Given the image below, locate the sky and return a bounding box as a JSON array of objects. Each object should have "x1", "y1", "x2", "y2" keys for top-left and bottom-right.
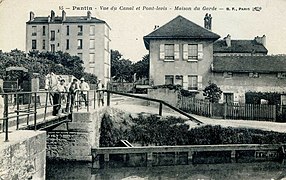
[{"x1": 0, "y1": 0, "x2": 286, "y2": 61}]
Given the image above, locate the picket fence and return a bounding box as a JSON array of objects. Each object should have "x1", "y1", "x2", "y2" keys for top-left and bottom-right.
[{"x1": 180, "y1": 96, "x2": 276, "y2": 121}]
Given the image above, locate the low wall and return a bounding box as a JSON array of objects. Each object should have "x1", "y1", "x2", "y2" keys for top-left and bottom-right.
[
  {"x1": 148, "y1": 88, "x2": 180, "y2": 107},
  {"x1": 46, "y1": 108, "x2": 103, "y2": 161},
  {"x1": 0, "y1": 131, "x2": 46, "y2": 180}
]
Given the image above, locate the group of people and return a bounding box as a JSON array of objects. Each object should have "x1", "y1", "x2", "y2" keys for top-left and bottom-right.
[{"x1": 45, "y1": 72, "x2": 104, "y2": 116}]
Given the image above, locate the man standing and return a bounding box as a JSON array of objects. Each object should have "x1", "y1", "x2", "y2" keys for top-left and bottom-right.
[
  {"x1": 65, "y1": 78, "x2": 78, "y2": 113},
  {"x1": 79, "y1": 77, "x2": 90, "y2": 108},
  {"x1": 45, "y1": 72, "x2": 60, "y2": 116},
  {"x1": 97, "y1": 79, "x2": 104, "y2": 107}
]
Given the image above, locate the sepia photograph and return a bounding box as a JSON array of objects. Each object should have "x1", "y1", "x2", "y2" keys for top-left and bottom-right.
[{"x1": 1, "y1": 0, "x2": 286, "y2": 179}]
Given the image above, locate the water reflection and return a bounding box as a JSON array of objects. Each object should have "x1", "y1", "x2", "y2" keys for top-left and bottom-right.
[{"x1": 46, "y1": 160, "x2": 286, "y2": 180}]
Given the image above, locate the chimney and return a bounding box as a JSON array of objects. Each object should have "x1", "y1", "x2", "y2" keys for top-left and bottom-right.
[
  {"x1": 225, "y1": 34, "x2": 231, "y2": 47},
  {"x1": 51, "y1": 10, "x2": 55, "y2": 22},
  {"x1": 62, "y1": 10, "x2": 66, "y2": 21},
  {"x1": 87, "y1": 11, "x2": 91, "y2": 20},
  {"x1": 30, "y1": 11, "x2": 35, "y2": 21},
  {"x1": 204, "y1": 13, "x2": 212, "y2": 30},
  {"x1": 254, "y1": 35, "x2": 266, "y2": 47},
  {"x1": 154, "y1": 25, "x2": 159, "y2": 30}
]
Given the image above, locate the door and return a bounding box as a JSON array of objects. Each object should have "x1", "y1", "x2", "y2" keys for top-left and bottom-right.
[{"x1": 224, "y1": 93, "x2": 234, "y2": 104}]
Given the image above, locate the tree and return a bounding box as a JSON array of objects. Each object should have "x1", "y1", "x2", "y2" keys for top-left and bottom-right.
[
  {"x1": 111, "y1": 49, "x2": 134, "y2": 82},
  {"x1": 133, "y1": 54, "x2": 149, "y2": 79},
  {"x1": 203, "y1": 82, "x2": 222, "y2": 103}
]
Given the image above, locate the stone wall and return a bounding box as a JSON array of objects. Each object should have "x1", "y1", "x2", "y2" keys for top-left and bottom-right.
[
  {"x1": 148, "y1": 88, "x2": 180, "y2": 107},
  {"x1": 46, "y1": 108, "x2": 103, "y2": 161},
  {"x1": 0, "y1": 131, "x2": 46, "y2": 180}
]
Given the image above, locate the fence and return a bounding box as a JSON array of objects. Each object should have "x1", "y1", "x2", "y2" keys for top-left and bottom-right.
[{"x1": 180, "y1": 96, "x2": 276, "y2": 121}]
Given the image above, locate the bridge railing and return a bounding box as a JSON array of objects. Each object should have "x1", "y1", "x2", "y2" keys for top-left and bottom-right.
[{"x1": 0, "y1": 90, "x2": 100, "y2": 142}]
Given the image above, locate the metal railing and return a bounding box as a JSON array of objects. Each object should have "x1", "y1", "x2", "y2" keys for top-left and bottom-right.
[{"x1": 1, "y1": 90, "x2": 99, "y2": 142}]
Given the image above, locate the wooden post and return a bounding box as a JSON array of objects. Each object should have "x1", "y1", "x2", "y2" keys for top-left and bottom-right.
[
  {"x1": 224, "y1": 103, "x2": 227, "y2": 119},
  {"x1": 159, "y1": 102, "x2": 162, "y2": 116},
  {"x1": 107, "y1": 91, "x2": 110, "y2": 106},
  {"x1": 231, "y1": 150, "x2": 236, "y2": 163},
  {"x1": 147, "y1": 152, "x2": 153, "y2": 167},
  {"x1": 4, "y1": 94, "x2": 9, "y2": 142},
  {"x1": 34, "y1": 92, "x2": 37, "y2": 130},
  {"x1": 188, "y1": 151, "x2": 193, "y2": 165}
]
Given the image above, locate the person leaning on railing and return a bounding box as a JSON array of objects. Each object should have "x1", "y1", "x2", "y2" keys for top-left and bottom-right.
[
  {"x1": 79, "y1": 77, "x2": 90, "y2": 108},
  {"x1": 65, "y1": 78, "x2": 78, "y2": 113},
  {"x1": 45, "y1": 72, "x2": 61, "y2": 116},
  {"x1": 97, "y1": 79, "x2": 104, "y2": 107}
]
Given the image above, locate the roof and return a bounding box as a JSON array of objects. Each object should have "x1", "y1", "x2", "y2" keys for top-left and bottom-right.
[
  {"x1": 213, "y1": 56, "x2": 286, "y2": 73},
  {"x1": 143, "y1": 15, "x2": 220, "y2": 49},
  {"x1": 27, "y1": 16, "x2": 107, "y2": 25},
  {"x1": 214, "y1": 40, "x2": 268, "y2": 54}
]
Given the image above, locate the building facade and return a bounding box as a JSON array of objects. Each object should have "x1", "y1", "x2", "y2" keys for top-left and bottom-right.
[
  {"x1": 26, "y1": 10, "x2": 111, "y2": 85},
  {"x1": 143, "y1": 15, "x2": 220, "y2": 98},
  {"x1": 144, "y1": 15, "x2": 286, "y2": 103}
]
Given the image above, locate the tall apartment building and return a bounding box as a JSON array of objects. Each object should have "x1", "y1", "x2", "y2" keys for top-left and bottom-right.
[{"x1": 26, "y1": 10, "x2": 111, "y2": 84}]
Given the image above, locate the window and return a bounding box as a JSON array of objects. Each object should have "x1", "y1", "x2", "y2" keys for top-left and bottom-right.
[
  {"x1": 77, "y1": 53, "x2": 83, "y2": 60},
  {"x1": 89, "y1": 53, "x2": 95, "y2": 63},
  {"x1": 66, "y1": 39, "x2": 69, "y2": 50},
  {"x1": 32, "y1": 40, "x2": 37, "y2": 49},
  {"x1": 77, "y1": 39, "x2": 83, "y2": 49},
  {"x1": 42, "y1": 40, "x2": 45, "y2": 49},
  {"x1": 223, "y1": 72, "x2": 233, "y2": 78},
  {"x1": 57, "y1": 43, "x2": 60, "y2": 47},
  {"x1": 51, "y1": 31, "x2": 55, "y2": 41},
  {"x1": 51, "y1": 44, "x2": 55, "y2": 53},
  {"x1": 249, "y1": 72, "x2": 259, "y2": 78},
  {"x1": 224, "y1": 93, "x2": 234, "y2": 104},
  {"x1": 78, "y1": 25, "x2": 83, "y2": 35},
  {"x1": 164, "y1": 44, "x2": 174, "y2": 60},
  {"x1": 175, "y1": 75, "x2": 183, "y2": 86},
  {"x1": 32, "y1": 26, "x2": 37, "y2": 36},
  {"x1": 90, "y1": 39, "x2": 95, "y2": 49},
  {"x1": 57, "y1": 29, "x2": 60, "y2": 33},
  {"x1": 188, "y1": 44, "x2": 198, "y2": 59},
  {"x1": 67, "y1": 26, "x2": 69, "y2": 36},
  {"x1": 90, "y1": 25, "x2": 95, "y2": 35},
  {"x1": 42, "y1": 26, "x2": 46, "y2": 36},
  {"x1": 188, "y1": 75, "x2": 198, "y2": 90},
  {"x1": 165, "y1": 75, "x2": 174, "y2": 85}
]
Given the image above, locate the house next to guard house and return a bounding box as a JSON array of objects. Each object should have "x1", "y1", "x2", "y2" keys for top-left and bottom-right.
[
  {"x1": 26, "y1": 10, "x2": 111, "y2": 86},
  {"x1": 144, "y1": 14, "x2": 286, "y2": 103}
]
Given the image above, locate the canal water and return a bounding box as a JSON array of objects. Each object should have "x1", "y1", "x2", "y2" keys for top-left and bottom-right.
[{"x1": 46, "y1": 160, "x2": 286, "y2": 180}]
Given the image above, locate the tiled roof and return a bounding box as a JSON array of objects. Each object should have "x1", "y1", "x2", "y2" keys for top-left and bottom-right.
[
  {"x1": 214, "y1": 40, "x2": 268, "y2": 54},
  {"x1": 213, "y1": 56, "x2": 286, "y2": 73},
  {"x1": 143, "y1": 15, "x2": 220, "y2": 49},
  {"x1": 26, "y1": 16, "x2": 106, "y2": 24}
]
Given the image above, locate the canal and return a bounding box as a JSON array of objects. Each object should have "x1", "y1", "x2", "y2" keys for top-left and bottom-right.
[{"x1": 46, "y1": 160, "x2": 286, "y2": 179}]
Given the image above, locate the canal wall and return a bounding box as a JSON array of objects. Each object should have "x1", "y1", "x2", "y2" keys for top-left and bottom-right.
[
  {"x1": 46, "y1": 108, "x2": 104, "y2": 161},
  {"x1": 0, "y1": 131, "x2": 46, "y2": 180}
]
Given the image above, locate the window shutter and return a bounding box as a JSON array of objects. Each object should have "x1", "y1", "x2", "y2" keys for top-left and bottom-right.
[
  {"x1": 197, "y1": 75, "x2": 203, "y2": 90},
  {"x1": 183, "y1": 44, "x2": 188, "y2": 60},
  {"x1": 159, "y1": 44, "x2": 165, "y2": 60},
  {"x1": 183, "y1": 75, "x2": 188, "y2": 90},
  {"x1": 197, "y1": 44, "x2": 203, "y2": 60},
  {"x1": 174, "y1": 44, "x2": 180, "y2": 60}
]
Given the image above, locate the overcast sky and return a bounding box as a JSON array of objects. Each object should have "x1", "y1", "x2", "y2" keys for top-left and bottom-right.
[{"x1": 0, "y1": 0, "x2": 285, "y2": 61}]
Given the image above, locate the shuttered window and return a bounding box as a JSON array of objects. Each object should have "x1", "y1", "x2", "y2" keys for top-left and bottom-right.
[
  {"x1": 165, "y1": 75, "x2": 174, "y2": 85},
  {"x1": 188, "y1": 45, "x2": 198, "y2": 59},
  {"x1": 165, "y1": 44, "x2": 174, "y2": 60}
]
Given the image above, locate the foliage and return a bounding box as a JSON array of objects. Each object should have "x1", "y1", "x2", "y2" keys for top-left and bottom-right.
[
  {"x1": 203, "y1": 82, "x2": 222, "y2": 103},
  {"x1": 99, "y1": 112, "x2": 286, "y2": 147},
  {"x1": 0, "y1": 49, "x2": 97, "y2": 88},
  {"x1": 110, "y1": 49, "x2": 149, "y2": 83},
  {"x1": 245, "y1": 91, "x2": 281, "y2": 105},
  {"x1": 132, "y1": 54, "x2": 149, "y2": 79}
]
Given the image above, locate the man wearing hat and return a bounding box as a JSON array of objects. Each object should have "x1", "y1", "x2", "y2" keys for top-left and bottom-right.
[
  {"x1": 97, "y1": 79, "x2": 104, "y2": 107},
  {"x1": 79, "y1": 77, "x2": 90, "y2": 107}
]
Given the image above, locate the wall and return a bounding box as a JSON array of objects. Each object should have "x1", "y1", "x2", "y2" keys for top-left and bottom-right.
[
  {"x1": 149, "y1": 39, "x2": 214, "y2": 97},
  {"x1": 148, "y1": 88, "x2": 179, "y2": 107},
  {"x1": 211, "y1": 72, "x2": 286, "y2": 103},
  {"x1": 46, "y1": 108, "x2": 103, "y2": 161},
  {"x1": 0, "y1": 131, "x2": 46, "y2": 180}
]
